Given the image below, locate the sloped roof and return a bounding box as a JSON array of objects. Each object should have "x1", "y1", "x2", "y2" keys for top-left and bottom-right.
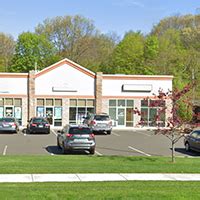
[{"x1": 35, "y1": 58, "x2": 95, "y2": 78}]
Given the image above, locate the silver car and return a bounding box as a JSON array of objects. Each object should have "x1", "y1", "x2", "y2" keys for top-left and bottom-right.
[
  {"x1": 83, "y1": 113, "x2": 112, "y2": 134},
  {"x1": 0, "y1": 117, "x2": 19, "y2": 133},
  {"x1": 57, "y1": 124, "x2": 96, "y2": 154}
]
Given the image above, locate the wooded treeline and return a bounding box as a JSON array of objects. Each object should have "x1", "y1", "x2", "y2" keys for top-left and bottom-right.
[{"x1": 1, "y1": 14, "x2": 200, "y2": 99}]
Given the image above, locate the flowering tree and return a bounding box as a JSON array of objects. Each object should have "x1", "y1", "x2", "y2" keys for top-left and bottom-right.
[{"x1": 134, "y1": 83, "x2": 194, "y2": 162}]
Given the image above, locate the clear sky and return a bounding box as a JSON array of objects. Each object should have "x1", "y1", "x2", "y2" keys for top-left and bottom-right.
[{"x1": 1, "y1": 0, "x2": 200, "y2": 40}]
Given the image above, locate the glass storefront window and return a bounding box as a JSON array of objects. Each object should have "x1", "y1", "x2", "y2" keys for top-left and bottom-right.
[
  {"x1": 87, "y1": 99, "x2": 94, "y2": 107},
  {"x1": 118, "y1": 100, "x2": 125, "y2": 107},
  {"x1": 36, "y1": 107, "x2": 45, "y2": 117},
  {"x1": 141, "y1": 99, "x2": 166, "y2": 127},
  {"x1": 109, "y1": 99, "x2": 134, "y2": 127},
  {"x1": 0, "y1": 107, "x2": 3, "y2": 118},
  {"x1": 78, "y1": 99, "x2": 86, "y2": 107},
  {"x1": 109, "y1": 100, "x2": 116, "y2": 107},
  {"x1": 37, "y1": 99, "x2": 44, "y2": 106},
  {"x1": 69, "y1": 99, "x2": 95, "y2": 124},
  {"x1": 5, "y1": 98, "x2": 13, "y2": 105},
  {"x1": 55, "y1": 99, "x2": 62, "y2": 106},
  {"x1": 70, "y1": 99, "x2": 77, "y2": 107},
  {"x1": 87, "y1": 107, "x2": 95, "y2": 115},
  {"x1": 14, "y1": 98, "x2": 22, "y2": 106},
  {"x1": 141, "y1": 99, "x2": 148, "y2": 106},
  {"x1": 127, "y1": 100, "x2": 134, "y2": 107},
  {"x1": 46, "y1": 99, "x2": 53, "y2": 106},
  {"x1": 0, "y1": 98, "x2": 4, "y2": 106},
  {"x1": 69, "y1": 107, "x2": 77, "y2": 124}
]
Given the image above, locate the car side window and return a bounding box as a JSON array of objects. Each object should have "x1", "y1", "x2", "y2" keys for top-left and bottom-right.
[
  {"x1": 196, "y1": 132, "x2": 200, "y2": 139},
  {"x1": 191, "y1": 132, "x2": 198, "y2": 138}
]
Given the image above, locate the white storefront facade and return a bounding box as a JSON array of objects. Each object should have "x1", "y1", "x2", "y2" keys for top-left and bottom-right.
[{"x1": 0, "y1": 58, "x2": 173, "y2": 128}]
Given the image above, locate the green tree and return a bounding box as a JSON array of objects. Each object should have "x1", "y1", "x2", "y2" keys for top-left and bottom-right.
[
  {"x1": 35, "y1": 15, "x2": 116, "y2": 72},
  {"x1": 103, "y1": 31, "x2": 146, "y2": 74},
  {"x1": 0, "y1": 33, "x2": 15, "y2": 72},
  {"x1": 10, "y1": 32, "x2": 59, "y2": 72}
]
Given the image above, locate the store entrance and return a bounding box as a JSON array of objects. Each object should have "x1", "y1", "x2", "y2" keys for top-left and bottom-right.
[{"x1": 46, "y1": 107, "x2": 53, "y2": 125}]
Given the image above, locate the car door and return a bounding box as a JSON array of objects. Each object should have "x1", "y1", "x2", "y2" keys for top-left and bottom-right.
[
  {"x1": 194, "y1": 131, "x2": 200, "y2": 151},
  {"x1": 189, "y1": 131, "x2": 198, "y2": 150},
  {"x1": 58, "y1": 129, "x2": 65, "y2": 147},
  {"x1": 59, "y1": 126, "x2": 69, "y2": 146}
]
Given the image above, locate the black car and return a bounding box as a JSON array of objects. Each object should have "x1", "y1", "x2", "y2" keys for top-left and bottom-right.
[
  {"x1": 27, "y1": 117, "x2": 50, "y2": 134},
  {"x1": 0, "y1": 117, "x2": 19, "y2": 133},
  {"x1": 57, "y1": 124, "x2": 96, "y2": 154},
  {"x1": 184, "y1": 129, "x2": 200, "y2": 152}
]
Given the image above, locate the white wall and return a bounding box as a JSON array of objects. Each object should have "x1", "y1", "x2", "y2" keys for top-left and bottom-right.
[
  {"x1": 102, "y1": 78, "x2": 172, "y2": 97},
  {"x1": 35, "y1": 63, "x2": 95, "y2": 96},
  {"x1": 0, "y1": 78, "x2": 27, "y2": 95}
]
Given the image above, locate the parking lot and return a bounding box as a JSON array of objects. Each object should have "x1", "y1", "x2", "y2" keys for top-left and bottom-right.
[{"x1": 0, "y1": 129, "x2": 199, "y2": 157}]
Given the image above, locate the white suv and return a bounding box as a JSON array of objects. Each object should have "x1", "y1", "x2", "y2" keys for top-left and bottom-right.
[{"x1": 84, "y1": 113, "x2": 112, "y2": 134}]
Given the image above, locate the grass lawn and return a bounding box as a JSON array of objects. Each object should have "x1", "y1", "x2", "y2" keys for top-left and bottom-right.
[
  {"x1": 0, "y1": 181, "x2": 200, "y2": 200},
  {"x1": 1, "y1": 155, "x2": 200, "y2": 199},
  {"x1": 0, "y1": 155, "x2": 200, "y2": 173}
]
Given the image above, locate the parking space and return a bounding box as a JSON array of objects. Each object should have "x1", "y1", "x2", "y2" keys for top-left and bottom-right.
[{"x1": 0, "y1": 129, "x2": 199, "y2": 157}]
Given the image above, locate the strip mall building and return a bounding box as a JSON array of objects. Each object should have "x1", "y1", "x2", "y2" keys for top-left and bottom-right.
[{"x1": 0, "y1": 58, "x2": 173, "y2": 128}]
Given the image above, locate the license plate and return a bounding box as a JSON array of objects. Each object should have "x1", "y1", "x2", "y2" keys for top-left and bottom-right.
[
  {"x1": 74, "y1": 139, "x2": 87, "y2": 142},
  {"x1": 3, "y1": 124, "x2": 9, "y2": 127},
  {"x1": 39, "y1": 125, "x2": 43, "y2": 128}
]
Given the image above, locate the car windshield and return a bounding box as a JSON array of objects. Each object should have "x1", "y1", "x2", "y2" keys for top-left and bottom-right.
[
  {"x1": 69, "y1": 127, "x2": 92, "y2": 134},
  {"x1": 0, "y1": 118, "x2": 15, "y2": 122},
  {"x1": 94, "y1": 115, "x2": 109, "y2": 120},
  {"x1": 32, "y1": 118, "x2": 48, "y2": 123}
]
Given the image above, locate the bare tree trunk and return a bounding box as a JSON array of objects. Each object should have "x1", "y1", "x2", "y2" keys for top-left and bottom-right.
[{"x1": 171, "y1": 132, "x2": 175, "y2": 163}]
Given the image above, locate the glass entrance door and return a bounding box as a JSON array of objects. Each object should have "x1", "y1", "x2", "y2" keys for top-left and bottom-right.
[
  {"x1": 46, "y1": 107, "x2": 53, "y2": 125},
  {"x1": 5, "y1": 106, "x2": 14, "y2": 117},
  {"x1": 117, "y1": 108, "x2": 125, "y2": 126}
]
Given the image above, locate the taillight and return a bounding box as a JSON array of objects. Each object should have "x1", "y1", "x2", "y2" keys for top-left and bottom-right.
[
  {"x1": 45, "y1": 124, "x2": 50, "y2": 127},
  {"x1": 66, "y1": 133, "x2": 73, "y2": 138},
  {"x1": 10, "y1": 122, "x2": 16, "y2": 127},
  {"x1": 91, "y1": 120, "x2": 96, "y2": 125},
  {"x1": 89, "y1": 133, "x2": 95, "y2": 140},
  {"x1": 31, "y1": 123, "x2": 37, "y2": 127},
  {"x1": 109, "y1": 120, "x2": 112, "y2": 126}
]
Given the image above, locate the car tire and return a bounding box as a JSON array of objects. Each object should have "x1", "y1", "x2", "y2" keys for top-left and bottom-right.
[
  {"x1": 90, "y1": 149, "x2": 95, "y2": 155},
  {"x1": 26, "y1": 129, "x2": 30, "y2": 134},
  {"x1": 62, "y1": 143, "x2": 69, "y2": 154},
  {"x1": 107, "y1": 130, "x2": 111, "y2": 135},
  {"x1": 57, "y1": 138, "x2": 61, "y2": 149},
  {"x1": 185, "y1": 142, "x2": 190, "y2": 152}
]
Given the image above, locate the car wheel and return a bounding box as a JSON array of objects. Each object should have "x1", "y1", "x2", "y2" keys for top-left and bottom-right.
[
  {"x1": 26, "y1": 129, "x2": 30, "y2": 134},
  {"x1": 107, "y1": 130, "x2": 111, "y2": 135},
  {"x1": 90, "y1": 149, "x2": 95, "y2": 155},
  {"x1": 57, "y1": 138, "x2": 61, "y2": 149},
  {"x1": 185, "y1": 142, "x2": 190, "y2": 152},
  {"x1": 62, "y1": 143, "x2": 69, "y2": 154}
]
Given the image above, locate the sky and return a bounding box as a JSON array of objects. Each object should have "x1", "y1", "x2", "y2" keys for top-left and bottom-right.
[{"x1": 1, "y1": 0, "x2": 200, "y2": 40}]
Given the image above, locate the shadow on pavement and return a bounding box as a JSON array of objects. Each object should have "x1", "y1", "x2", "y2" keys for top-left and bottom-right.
[
  {"x1": 45, "y1": 145, "x2": 91, "y2": 155},
  {"x1": 175, "y1": 148, "x2": 200, "y2": 157}
]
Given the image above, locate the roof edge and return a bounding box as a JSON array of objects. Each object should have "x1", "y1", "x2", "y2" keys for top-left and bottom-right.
[{"x1": 35, "y1": 58, "x2": 95, "y2": 78}]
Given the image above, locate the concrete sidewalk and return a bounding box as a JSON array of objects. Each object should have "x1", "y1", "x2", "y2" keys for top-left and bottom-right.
[{"x1": 1, "y1": 173, "x2": 200, "y2": 182}]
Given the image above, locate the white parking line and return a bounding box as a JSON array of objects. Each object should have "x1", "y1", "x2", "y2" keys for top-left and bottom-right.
[
  {"x1": 3, "y1": 145, "x2": 8, "y2": 156},
  {"x1": 128, "y1": 146, "x2": 151, "y2": 157},
  {"x1": 112, "y1": 132, "x2": 120, "y2": 136},
  {"x1": 95, "y1": 150, "x2": 103, "y2": 156},
  {"x1": 139, "y1": 131, "x2": 151, "y2": 137},
  {"x1": 51, "y1": 129, "x2": 58, "y2": 136}
]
